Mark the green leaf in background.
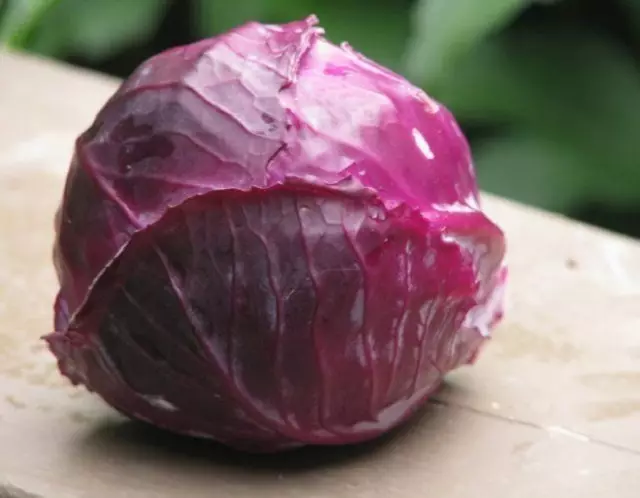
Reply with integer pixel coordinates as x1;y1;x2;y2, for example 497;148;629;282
474;131;593;212
403;0;528;86
0;0;59;47
435;27;640;210
24;0;170;62
192;0;267;38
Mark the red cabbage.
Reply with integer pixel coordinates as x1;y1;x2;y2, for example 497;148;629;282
46;16;507;452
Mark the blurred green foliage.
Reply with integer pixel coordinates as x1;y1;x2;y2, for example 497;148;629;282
1;0;170;60
1;0;639;236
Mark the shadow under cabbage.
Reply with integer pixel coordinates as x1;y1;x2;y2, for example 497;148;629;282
76;382;460;474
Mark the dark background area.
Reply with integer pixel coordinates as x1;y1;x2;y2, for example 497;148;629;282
2;0;639;237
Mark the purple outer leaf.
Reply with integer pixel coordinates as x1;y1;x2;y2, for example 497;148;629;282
46;16;507;452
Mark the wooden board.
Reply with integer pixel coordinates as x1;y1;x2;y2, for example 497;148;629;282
1;50;639;498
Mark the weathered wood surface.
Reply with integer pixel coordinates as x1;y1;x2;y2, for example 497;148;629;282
1;50;639;498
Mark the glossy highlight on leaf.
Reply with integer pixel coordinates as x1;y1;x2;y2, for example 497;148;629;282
47;16;507;452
